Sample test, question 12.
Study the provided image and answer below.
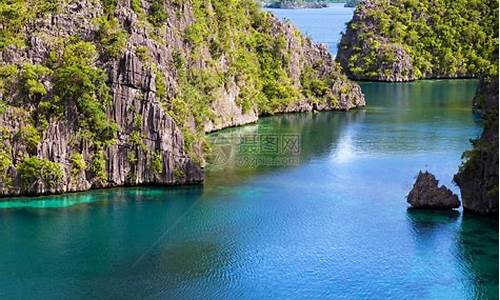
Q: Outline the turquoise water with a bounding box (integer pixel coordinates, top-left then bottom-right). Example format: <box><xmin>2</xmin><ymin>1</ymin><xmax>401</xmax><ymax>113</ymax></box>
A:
<box><xmin>266</xmin><ymin>3</ymin><xmax>355</xmax><ymax>55</ymax></box>
<box><xmin>0</xmin><ymin>80</ymin><xmax>497</xmax><ymax>299</ymax></box>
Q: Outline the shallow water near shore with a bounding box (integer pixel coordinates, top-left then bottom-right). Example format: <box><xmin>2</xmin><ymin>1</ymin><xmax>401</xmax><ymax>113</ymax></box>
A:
<box><xmin>0</xmin><ymin>79</ymin><xmax>497</xmax><ymax>299</ymax></box>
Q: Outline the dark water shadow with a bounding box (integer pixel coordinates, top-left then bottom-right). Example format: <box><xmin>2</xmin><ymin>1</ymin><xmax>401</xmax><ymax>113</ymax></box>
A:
<box><xmin>406</xmin><ymin>208</ymin><xmax>460</xmax><ymax>232</ymax></box>
<box><xmin>455</xmin><ymin>213</ymin><xmax>499</xmax><ymax>299</ymax></box>
<box><xmin>206</xmin><ymin>109</ymin><xmax>366</xmax><ymax>187</ymax></box>
<box><xmin>407</xmin><ymin>208</ymin><xmax>499</xmax><ymax>299</ymax></box>
<box><xmin>405</xmin><ymin>208</ymin><xmax>461</xmax><ymax>256</ymax></box>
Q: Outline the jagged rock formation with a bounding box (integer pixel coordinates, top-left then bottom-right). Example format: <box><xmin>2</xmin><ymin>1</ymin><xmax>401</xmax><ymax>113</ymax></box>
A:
<box><xmin>337</xmin><ymin>0</ymin><xmax>498</xmax><ymax>81</ymax></box>
<box><xmin>454</xmin><ymin>78</ymin><xmax>499</xmax><ymax>217</ymax></box>
<box><xmin>339</xmin><ymin>0</ymin><xmax>498</xmax><ymax>216</ymax></box>
<box><xmin>0</xmin><ymin>0</ymin><xmax>364</xmax><ymax>197</ymax></box>
<box><xmin>407</xmin><ymin>171</ymin><xmax>460</xmax><ymax>209</ymax></box>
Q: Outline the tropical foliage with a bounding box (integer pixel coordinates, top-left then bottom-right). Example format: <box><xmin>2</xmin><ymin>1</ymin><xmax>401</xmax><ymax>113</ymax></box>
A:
<box><xmin>340</xmin><ymin>0</ymin><xmax>498</xmax><ymax>79</ymax></box>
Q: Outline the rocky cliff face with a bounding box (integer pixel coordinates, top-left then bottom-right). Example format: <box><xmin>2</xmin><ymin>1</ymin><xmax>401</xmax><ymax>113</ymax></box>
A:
<box><xmin>337</xmin><ymin>0</ymin><xmax>498</xmax><ymax>82</ymax></box>
<box><xmin>454</xmin><ymin>78</ymin><xmax>499</xmax><ymax>217</ymax></box>
<box><xmin>0</xmin><ymin>0</ymin><xmax>364</xmax><ymax>197</ymax></box>
<box><xmin>202</xmin><ymin>13</ymin><xmax>365</xmax><ymax>132</ymax></box>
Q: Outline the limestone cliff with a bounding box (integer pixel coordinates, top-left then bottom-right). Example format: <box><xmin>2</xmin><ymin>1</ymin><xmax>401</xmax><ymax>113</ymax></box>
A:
<box><xmin>336</xmin><ymin>0</ymin><xmax>498</xmax><ymax>82</ymax></box>
<box><xmin>0</xmin><ymin>0</ymin><xmax>364</xmax><ymax>196</ymax></box>
<box><xmin>454</xmin><ymin>78</ymin><xmax>499</xmax><ymax>218</ymax></box>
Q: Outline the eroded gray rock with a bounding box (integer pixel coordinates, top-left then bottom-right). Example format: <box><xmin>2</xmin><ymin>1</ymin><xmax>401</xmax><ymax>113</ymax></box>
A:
<box><xmin>407</xmin><ymin>171</ymin><xmax>460</xmax><ymax>209</ymax></box>
<box><xmin>454</xmin><ymin>77</ymin><xmax>499</xmax><ymax>217</ymax></box>
<box><xmin>0</xmin><ymin>0</ymin><xmax>364</xmax><ymax>197</ymax></box>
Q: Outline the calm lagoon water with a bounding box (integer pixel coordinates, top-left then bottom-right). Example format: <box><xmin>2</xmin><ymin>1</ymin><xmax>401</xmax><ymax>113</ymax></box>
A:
<box><xmin>266</xmin><ymin>3</ymin><xmax>355</xmax><ymax>55</ymax></box>
<box><xmin>0</xmin><ymin>80</ymin><xmax>497</xmax><ymax>299</ymax></box>
<box><xmin>1</xmin><ymin>5</ymin><xmax>498</xmax><ymax>300</ymax></box>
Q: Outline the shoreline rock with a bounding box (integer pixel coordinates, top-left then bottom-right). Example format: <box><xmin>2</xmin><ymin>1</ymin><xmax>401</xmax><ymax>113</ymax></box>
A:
<box><xmin>454</xmin><ymin>77</ymin><xmax>499</xmax><ymax>218</ymax></box>
<box><xmin>407</xmin><ymin>171</ymin><xmax>460</xmax><ymax>209</ymax></box>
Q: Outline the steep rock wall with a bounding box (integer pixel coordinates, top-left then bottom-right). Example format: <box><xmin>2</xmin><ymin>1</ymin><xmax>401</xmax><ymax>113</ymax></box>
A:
<box><xmin>454</xmin><ymin>78</ymin><xmax>499</xmax><ymax>218</ymax></box>
<box><xmin>0</xmin><ymin>0</ymin><xmax>364</xmax><ymax>197</ymax></box>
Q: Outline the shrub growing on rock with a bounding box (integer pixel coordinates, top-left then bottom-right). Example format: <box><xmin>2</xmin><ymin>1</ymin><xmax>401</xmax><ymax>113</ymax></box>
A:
<box><xmin>17</xmin><ymin>156</ymin><xmax>63</xmax><ymax>189</ymax></box>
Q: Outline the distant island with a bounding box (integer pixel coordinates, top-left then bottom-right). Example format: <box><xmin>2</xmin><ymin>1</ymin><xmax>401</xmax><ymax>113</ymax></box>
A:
<box><xmin>344</xmin><ymin>0</ymin><xmax>359</xmax><ymax>7</ymax></box>
<box><xmin>264</xmin><ymin>0</ymin><xmax>328</xmax><ymax>9</ymax></box>
<box><xmin>263</xmin><ymin>0</ymin><xmax>359</xmax><ymax>9</ymax></box>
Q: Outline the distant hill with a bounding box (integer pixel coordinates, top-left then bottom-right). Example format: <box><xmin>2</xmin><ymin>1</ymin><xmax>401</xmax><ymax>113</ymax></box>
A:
<box><xmin>337</xmin><ymin>0</ymin><xmax>498</xmax><ymax>81</ymax></box>
<box><xmin>344</xmin><ymin>0</ymin><xmax>360</xmax><ymax>7</ymax></box>
<box><xmin>264</xmin><ymin>0</ymin><xmax>328</xmax><ymax>9</ymax></box>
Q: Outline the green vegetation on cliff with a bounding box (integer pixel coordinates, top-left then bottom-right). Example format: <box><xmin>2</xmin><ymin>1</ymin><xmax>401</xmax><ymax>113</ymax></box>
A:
<box><xmin>17</xmin><ymin>156</ymin><xmax>63</xmax><ymax>189</ymax></box>
<box><xmin>0</xmin><ymin>0</ymin><xmax>362</xmax><ymax>196</ymax></box>
<box><xmin>454</xmin><ymin>77</ymin><xmax>499</xmax><ymax>217</ymax></box>
<box><xmin>337</xmin><ymin>0</ymin><xmax>498</xmax><ymax>81</ymax></box>
<box><xmin>159</xmin><ymin>0</ymin><xmax>350</xmax><ymax>157</ymax></box>
<box><xmin>52</xmin><ymin>39</ymin><xmax>118</xmax><ymax>142</ymax></box>
<box><xmin>0</xmin><ymin>0</ymin><xmax>63</xmax><ymax>50</ymax></box>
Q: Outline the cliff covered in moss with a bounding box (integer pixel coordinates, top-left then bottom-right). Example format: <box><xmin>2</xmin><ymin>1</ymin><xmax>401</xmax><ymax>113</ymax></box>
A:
<box><xmin>336</xmin><ymin>0</ymin><xmax>498</xmax><ymax>81</ymax></box>
<box><xmin>0</xmin><ymin>0</ymin><xmax>364</xmax><ymax>196</ymax></box>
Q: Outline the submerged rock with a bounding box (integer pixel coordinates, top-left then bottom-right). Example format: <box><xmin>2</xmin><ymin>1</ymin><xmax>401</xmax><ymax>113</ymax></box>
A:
<box><xmin>407</xmin><ymin>171</ymin><xmax>460</xmax><ymax>209</ymax></box>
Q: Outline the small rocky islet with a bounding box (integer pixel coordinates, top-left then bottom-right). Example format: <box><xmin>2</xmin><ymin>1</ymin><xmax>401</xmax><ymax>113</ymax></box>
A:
<box><xmin>407</xmin><ymin>171</ymin><xmax>460</xmax><ymax>210</ymax></box>
<box><xmin>263</xmin><ymin>0</ymin><xmax>359</xmax><ymax>9</ymax></box>
<box><xmin>406</xmin><ymin>78</ymin><xmax>498</xmax><ymax>216</ymax></box>
<box><xmin>0</xmin><ymin>1</ymin><xmax>497</xmax><ymax>299</ymax></box>
<box><xmin>264</xmin><ymin>0</ymin><xmax>328</xmax><ymax>9</ymax></box>
<box><xmin>0</xmin><ymin>0</ymin><xmax>497</xmax><ymax>220</ymax></box>
<box><xmin>336</xmin><ymin>0</ymin><xmax>498</xmax><ymax>217</ymax></box>
<box><xmin>343</xmin><ymin>0</ymin><xmax>359</xmax><ymax>8</ymax></box>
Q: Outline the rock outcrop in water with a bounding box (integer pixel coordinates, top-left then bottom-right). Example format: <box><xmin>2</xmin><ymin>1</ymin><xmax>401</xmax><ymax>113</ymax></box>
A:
<box><xmin>454</xmin><ymin>78</ymin><xmax>499</xmax><ymax>217</ymax></box>
<box><xmin>339</xmin><ymin>0</ymin><xmax>499</xmax><ymax>217</ymax></box>
<box><xmin>0</xmin><ymin>0</ymin><xmax>364</xmax><ymax>197</ymax></box>
<box><xmin>336</xmin><ymin>0</ymin><xmax>498</xmax><ymax>81</ymax></box>
<box><xmin>407</xmin><ymin>171</ymin><xmax>460</xmax><ymax>209</ymax></box>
